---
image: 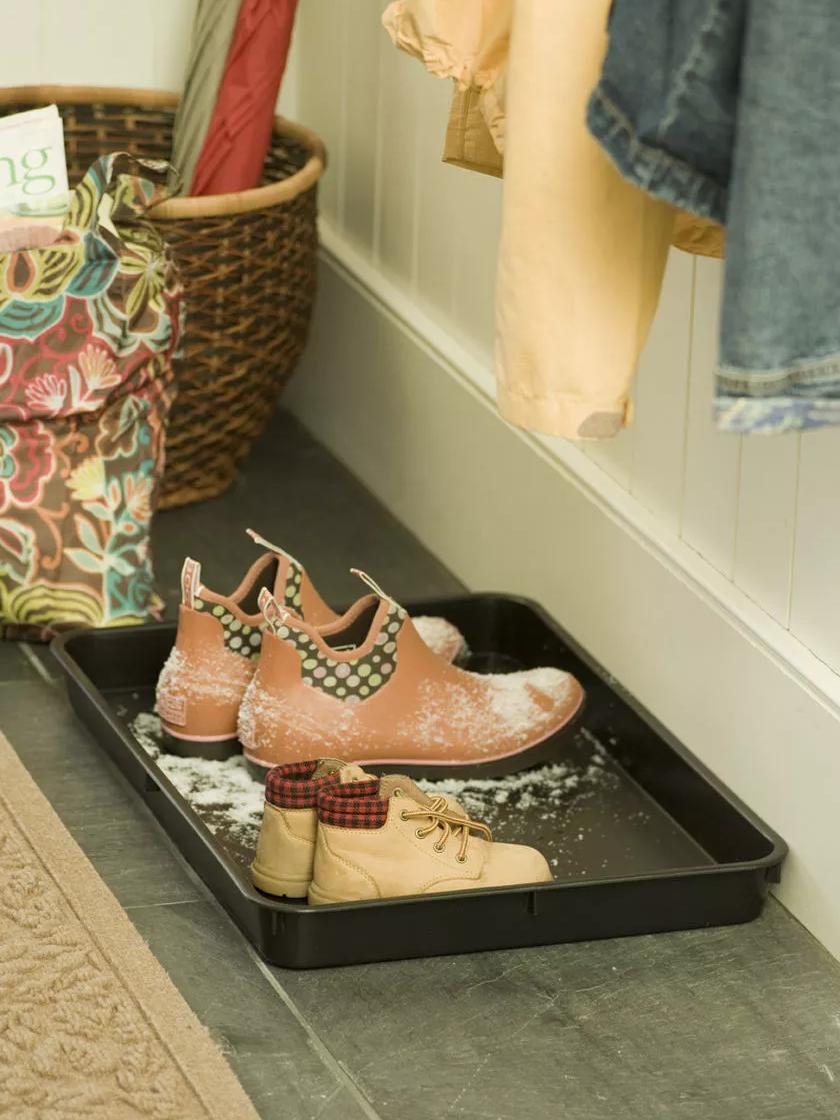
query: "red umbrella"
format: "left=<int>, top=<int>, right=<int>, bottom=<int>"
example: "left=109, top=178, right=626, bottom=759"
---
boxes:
left=170, top=0, right=244, bottom=195
left=191, top=0, right=299, bottom=196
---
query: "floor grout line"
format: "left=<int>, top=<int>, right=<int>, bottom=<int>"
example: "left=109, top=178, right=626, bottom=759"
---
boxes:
left=19, top=643, right=58, bottom=685
left=122, top=897, right=205, bottom=912
left=115, top=836, right=383, bottom=1120
left=243, top=943, right=385, bottom=1120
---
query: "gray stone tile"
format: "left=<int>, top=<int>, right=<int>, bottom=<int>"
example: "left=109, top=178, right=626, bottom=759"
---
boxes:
left=69, top=814, right=204, bottom=908
left=152, top=409, right=463, bottom=616
left=230, top=1053, right=377, bottom=1120
left=272, top=901, right=840, bottom=1120
left=129, top=900, right=375, bottom=1120
left=0, top=679, right=203, bottom=907
left=0, top=676, right=93, bottom=752
left=0, top=641, right=38, bottom=682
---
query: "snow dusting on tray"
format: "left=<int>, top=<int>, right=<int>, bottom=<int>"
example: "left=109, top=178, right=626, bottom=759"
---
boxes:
left=129, top=711, right=619, bottom=869
left=132, top=712, right=264, bottom=849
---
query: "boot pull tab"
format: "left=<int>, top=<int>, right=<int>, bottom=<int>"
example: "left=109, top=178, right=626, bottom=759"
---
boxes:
left=258, top=587, right=291, bottom=634
left=350, top=569, right=391, bottom=601
left=181, top=557, right=202, bottom=608
left=246, top=528, right=302, bottom=569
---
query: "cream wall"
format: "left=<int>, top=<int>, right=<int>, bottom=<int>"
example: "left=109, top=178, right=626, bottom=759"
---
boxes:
left=3, top=1, right=197, bottom=91
left=4, top=1, right=840, bottom=957
left=1, top=0, right=298, bottom=116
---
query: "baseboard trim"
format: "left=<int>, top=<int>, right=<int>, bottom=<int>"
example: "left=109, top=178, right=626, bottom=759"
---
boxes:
left=316, top=225, right=840, bottom=723
left=286, top=223, right=840, bottom=959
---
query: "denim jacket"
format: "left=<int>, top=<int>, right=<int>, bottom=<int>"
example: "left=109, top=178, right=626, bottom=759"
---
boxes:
left=589, top=0, right=840, bottom=433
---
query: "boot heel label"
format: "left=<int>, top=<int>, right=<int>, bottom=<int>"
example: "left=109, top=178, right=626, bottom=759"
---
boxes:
left=158, top=695, right=187, bottom=726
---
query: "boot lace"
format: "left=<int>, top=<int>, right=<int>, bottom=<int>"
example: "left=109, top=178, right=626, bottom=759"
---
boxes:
left=399, top=795, right=492, bottom=863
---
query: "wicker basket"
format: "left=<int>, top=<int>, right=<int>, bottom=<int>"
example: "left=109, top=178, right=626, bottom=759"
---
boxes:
left=0, top=86, right=326, bottom=508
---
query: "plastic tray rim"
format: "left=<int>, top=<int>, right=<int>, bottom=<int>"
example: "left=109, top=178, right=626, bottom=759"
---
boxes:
left=50, top=610, right=788, bottom=917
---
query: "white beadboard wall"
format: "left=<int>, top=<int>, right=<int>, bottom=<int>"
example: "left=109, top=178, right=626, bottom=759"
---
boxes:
left=286, top=2, right=840, bottom=959
left=6, top=2, right=840, bottom=956
left=290, top=0, right=836, bottom=664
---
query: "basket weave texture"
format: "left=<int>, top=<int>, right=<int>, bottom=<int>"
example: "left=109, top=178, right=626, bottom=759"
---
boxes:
left=0, top=87, right=325, bottom=509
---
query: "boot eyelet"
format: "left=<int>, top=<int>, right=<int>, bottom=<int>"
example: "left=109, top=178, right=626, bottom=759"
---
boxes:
left=456, top=855, right=467, bottom=863
left=400, top=810, right=409, bottom=821
left=415, top=828, right=426, bottom=839
left=433, top=842, right=445, bottom=853
left=393, top=787, right=404, bottom=797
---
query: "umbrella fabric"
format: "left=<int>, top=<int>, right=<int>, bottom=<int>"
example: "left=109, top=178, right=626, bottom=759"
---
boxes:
left=170, top=0, right=243, bottom=195
left=191, top=0, right=299, bottom=196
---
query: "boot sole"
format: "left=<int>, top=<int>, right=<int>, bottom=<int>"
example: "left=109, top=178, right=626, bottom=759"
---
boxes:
left=161, top=727, right=241, bottom=762
left=242, top=694, right=587, bottom=781
left=307, top=882, right=343, bottom=906
left=250, top=861, right=309, bottom=900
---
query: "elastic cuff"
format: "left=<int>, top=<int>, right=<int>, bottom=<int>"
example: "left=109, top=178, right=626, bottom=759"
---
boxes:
left=497, top=387, right=633, bottom=441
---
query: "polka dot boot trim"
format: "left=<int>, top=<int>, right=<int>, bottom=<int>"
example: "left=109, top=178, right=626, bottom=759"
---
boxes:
left=282, top=557, right=304, bottom=614
left=194, top=597, right=264, bottom=659
left=276, top=602, right=406, bottom=702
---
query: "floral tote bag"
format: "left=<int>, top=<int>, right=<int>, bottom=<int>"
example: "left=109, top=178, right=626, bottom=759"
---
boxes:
left=0, top=152, right=184, bottom=639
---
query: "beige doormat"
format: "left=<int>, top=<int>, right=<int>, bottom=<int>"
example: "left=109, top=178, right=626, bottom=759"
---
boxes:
left=0, top=732, right=259, bottom=1120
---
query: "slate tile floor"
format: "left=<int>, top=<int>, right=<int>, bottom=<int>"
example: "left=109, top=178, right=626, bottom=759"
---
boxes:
left=3, top=410, right=840, bottom=1120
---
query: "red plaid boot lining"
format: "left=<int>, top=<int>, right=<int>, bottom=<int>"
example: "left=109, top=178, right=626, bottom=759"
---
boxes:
left=264, top=760, right=341, bottom=809
left=317, top=779, right=389, bottom=829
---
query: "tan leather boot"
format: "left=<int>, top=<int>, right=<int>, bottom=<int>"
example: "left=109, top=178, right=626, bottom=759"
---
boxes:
left=251, top=758, right=468, bottom=898
left=308, top=780, right=552, bottom=904
left=251, top=758, right=355, bottom=897
left=155, top=533, right=466, bottom=756
left=238, top=579, right=585, bottom=776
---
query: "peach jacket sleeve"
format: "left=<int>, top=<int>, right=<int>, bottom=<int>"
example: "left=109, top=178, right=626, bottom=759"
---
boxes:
left=383, top=0, right=509, bottom=153
left=383, top=1, right=719, bottom=440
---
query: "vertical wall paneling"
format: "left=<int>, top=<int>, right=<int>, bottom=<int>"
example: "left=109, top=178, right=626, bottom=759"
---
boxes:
left=582, top=412, right=636, bottom=492
left=277, top=17, right=301, bottom=121
left=734, top=433, right=801, bottom=624
left=295, top=0, right=344, bottom=224
left=680, top=257, right=742, bottom=576
left=789, top=428, right=840, bottom=673
left=413, top=77, right=460, bottom=321
left=341, top=0, right=382, bottom=254
left=446, top=156, right=503, bottom=366
left=334, top=3, right=350, bottom=227
left=629, top=250, right=695, bottom=532
left=373, top=37, right=420, bottom=286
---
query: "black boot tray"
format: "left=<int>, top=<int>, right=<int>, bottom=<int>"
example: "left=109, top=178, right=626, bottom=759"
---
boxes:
left=51, top=593, right=786, bottom=969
